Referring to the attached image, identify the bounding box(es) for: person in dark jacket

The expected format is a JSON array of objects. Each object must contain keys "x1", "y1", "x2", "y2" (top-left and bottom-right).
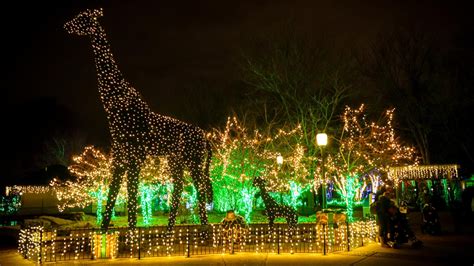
[{"x1": 374, "y1": 186, "x2": 392, "y2": 247}]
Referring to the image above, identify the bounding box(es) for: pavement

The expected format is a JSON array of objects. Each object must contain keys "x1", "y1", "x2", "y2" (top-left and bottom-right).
[{"x1": 1, "y1": 231, "x2": 473, "y2": 266}]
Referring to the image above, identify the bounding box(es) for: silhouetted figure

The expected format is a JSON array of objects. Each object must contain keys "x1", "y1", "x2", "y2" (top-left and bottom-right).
[
  {"x1": 421, "y1": 202, "x2": 441, "y2": 235},
  {"x1": 374, "y1": 186, "x2": 391, "y2": 247},
  {"x1": 387, "y1": 200, "x2": 423, "y2": 248}
]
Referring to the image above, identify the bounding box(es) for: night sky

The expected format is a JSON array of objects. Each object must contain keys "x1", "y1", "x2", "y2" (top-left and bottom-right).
[{"x1": 2, "y1": 1, "x2": 473, "y2": 183}]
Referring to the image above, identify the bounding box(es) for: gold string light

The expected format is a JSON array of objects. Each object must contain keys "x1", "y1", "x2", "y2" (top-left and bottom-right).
[{"x1": 18, "y1": 221, "x2": 378, "y2": 261}]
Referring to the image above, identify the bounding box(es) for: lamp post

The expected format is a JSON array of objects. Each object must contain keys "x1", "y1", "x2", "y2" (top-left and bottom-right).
[
  {"x1": 317, "y1": 133, "x2": 328, "y2": 210},
  {"x1": 276, "y1": 154, "x2": 284, "y2": 204}
]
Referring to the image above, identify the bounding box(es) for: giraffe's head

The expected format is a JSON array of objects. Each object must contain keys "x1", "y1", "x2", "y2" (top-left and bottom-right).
[
  {"x1": 64, "y1": 8, "x2": 104, "y2": 36},
  {"x1": 252, "y1": 176, "x2": 265, "y2": 187}
]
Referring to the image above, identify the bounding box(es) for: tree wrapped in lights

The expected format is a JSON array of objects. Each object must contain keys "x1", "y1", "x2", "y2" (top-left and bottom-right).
[
  {"x1": 208, "y1": 117, "x2": 309, "y2": 222},
  {"x1": 51, "y1": 146, "x2": 173, "y2": 225},
  {"x1": 64, "y1": 9, "x2": 213, "y2": 231},
  {"x1": 50, "y1": 146, "x2": 119, "y2": 216},
  {"x1": 323, "y1": 105, "x2": 419, "y2": 221}
]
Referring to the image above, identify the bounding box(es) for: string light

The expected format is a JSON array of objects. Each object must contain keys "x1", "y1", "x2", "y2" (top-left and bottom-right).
[
  {"x1": 5, "y1": 185, "x2": 51, "y2": 196},
  {"x1": 64, "y1": 8, "x2": 213, "y2": 231},
  {"x1": 19, "y1": 221, "x2": 379, "y2": 262},
  {"x1": 388, "y1": 164, "x2": 459, "y2": 183}
]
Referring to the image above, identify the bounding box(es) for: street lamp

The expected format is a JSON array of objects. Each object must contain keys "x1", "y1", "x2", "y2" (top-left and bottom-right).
[{"x1": 317, "y1": 133, "x2": 328, "y2": 210}]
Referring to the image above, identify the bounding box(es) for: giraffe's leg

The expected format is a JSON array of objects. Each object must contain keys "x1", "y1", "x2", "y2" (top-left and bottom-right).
[
  {"x1": 268, "y1": 215, "x2": 275, "y2": 228},
  {"x1": 203, "y1": 139, "x2": 213, "y2": 204},
  {"x1": 167, "y1": 160, "x2": 184, "y2": 232},
  {"x1": 190, "y1": 160, "x2": 209, "y2": 226},
  {"x1": 287, "y1": 211, "x2": 297, "y2": 235},
  {"x1": 101, "y1": 163, "x2": 125, "y2": 231},
  {"x1": 126, "y1": 162, "x2": 141, "y2": 229}
]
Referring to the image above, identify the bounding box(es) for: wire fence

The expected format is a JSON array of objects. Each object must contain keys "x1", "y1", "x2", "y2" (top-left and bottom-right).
[{"x1": 18, "y1": 220, "x2": 377, "y2": 263}]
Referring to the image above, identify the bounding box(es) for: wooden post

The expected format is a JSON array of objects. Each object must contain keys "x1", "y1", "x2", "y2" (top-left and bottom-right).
[
  {"x1": 231, "y1": 228, "x2": 235, "y2": 254},
  {"x1": 323, "y1": 224, "x2": 326, "y2": 255},
  {"x1": 138, "y1": 228, "x2": 141, "y2": 260},
  {"x1": 39, "y1": 230, "x2": 43, "y2": 264},
  {"x1": 277, "y1": 225, "x2": 280, "y2": 254},
  {"x1": 346, "y1": 222, "x2": 350, "y2": 252},
  {"x1": 186, "y1": 226, "x2": 190, "y2": 258}
]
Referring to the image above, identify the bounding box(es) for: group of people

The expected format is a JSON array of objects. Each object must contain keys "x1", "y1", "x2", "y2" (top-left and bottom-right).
[{"x1": 372, "y1": 186, "x2": 423, "y2": 248}]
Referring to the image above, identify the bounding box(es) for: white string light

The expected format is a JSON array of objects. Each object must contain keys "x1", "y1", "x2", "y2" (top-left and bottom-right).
[{"x1": 388, "y1": 164, "x2": 459, "y2": 183}]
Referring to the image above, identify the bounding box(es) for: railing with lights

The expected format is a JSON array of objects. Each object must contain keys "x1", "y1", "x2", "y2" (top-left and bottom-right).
[{"x1": 18, "y1": 220, "x2": 377, "y2": 263}]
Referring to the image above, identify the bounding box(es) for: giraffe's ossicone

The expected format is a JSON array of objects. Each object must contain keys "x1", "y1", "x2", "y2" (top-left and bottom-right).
[{"x1": 64, "y1": 8, "x2": 213, "y2": 231}]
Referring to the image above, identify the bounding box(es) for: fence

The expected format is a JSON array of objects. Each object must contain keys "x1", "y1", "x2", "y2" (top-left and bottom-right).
[{"x1": 18, "y1": 220, "x2": 377, "y2": 263}]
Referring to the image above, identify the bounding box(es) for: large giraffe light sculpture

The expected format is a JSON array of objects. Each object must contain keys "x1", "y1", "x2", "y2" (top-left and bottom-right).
[{"x1": 64, "y1": 9, "x2": 213, "y2": 231}]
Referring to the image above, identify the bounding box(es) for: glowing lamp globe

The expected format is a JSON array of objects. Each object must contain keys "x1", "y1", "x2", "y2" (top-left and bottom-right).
[
  {"x1": 316, "y1": 133, "x2": 328, "y2": 146},
  {"x1": 276, "y1": 155, "x2": 284, "y2": 165}
]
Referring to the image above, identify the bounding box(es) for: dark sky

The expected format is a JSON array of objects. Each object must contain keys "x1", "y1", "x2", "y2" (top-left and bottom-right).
[{"x1": 2, "y1": 1, "x2": 473, "y2": 180}]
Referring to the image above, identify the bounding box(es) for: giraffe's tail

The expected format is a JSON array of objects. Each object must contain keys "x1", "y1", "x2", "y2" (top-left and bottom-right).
[{"x1": 204, "y1": 138, "x2": 213, "y2": 204}]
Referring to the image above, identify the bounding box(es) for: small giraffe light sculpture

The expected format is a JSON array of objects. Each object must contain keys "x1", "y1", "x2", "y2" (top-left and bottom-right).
[
  {"x1": 64, "y1": 9, "x2": 213, "y2": 231},
  {"x1": 253, "y1": 176, "x2": 298, "y2": 230}
]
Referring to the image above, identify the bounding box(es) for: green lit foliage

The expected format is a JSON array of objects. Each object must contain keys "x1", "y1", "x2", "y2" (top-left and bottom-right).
[
  {"x1": 343, "y1": 176, "x2": 360, "y2": 222},
  {"x1": 268, "y1": 182, "x2": 311, "y2": 211},
  {"x1": 441, "y1": 179, "x2": 450, "y2": 207},
  {"x1": 0, "y1": 194, "x2": 21, "y2": 215},
  {"x1": 287, "y1": 181, "x2": 311, "y2": 210},
  {"x1": 182, "y1": 183, "x2": 199, "y2": 224},
  {"x1": 155, "y1": 182, "x2": 173, "y2": 212},
  {"x1": 139, "y1": 184, "x2": 157, "y2": 225},
  {"x1": 238, "y1": 186, "x2": 257, "y2": 223},
  {"x1": 89, "y1": 187, "x2": 109, "y2": 224},
  {"x1": 208, "y1": 117, "x2": 309, "y2": 221}
]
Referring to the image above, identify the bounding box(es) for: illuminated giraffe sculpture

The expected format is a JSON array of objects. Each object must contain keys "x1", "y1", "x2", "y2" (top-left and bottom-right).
[
  {"x1": 64, "y1": 9, "x2": 213, "y2": 231},
  {"x1": 253, "y1": 176, "x2": 298, "y2": 230}
]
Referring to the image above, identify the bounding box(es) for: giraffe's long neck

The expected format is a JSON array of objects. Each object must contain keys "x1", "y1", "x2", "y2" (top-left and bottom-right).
[
  {"x1": 90, "y1": 23, "x2": 126, "y2": 109},
  {"x1": 88, "y1": 22, "x2": 151, "y2": 145},
  {"x1": 258, "y1": 184, "x2": 273, "y2": 204},
  {"x1": 259, "y1": 185, "x2": 268, "y2": 197}
]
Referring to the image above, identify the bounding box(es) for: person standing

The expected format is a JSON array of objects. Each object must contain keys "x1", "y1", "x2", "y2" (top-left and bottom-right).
[{"x1": 374, "y1": 186, "x2": 392, "y2": 247}]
